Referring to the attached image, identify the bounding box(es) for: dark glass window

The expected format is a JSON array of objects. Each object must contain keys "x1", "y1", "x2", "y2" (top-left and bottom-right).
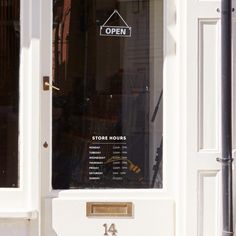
[
  {"x1": 0, "y1": 0, "x2": 20, "y2": 187},
  {"x1": 52, "y1": 0, "x2": 163, "y2": 189}
]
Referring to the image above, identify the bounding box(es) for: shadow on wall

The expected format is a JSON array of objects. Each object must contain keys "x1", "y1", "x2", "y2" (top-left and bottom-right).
[{"x1": 0, "y1": 220, "x2": 31, "y2": 236}]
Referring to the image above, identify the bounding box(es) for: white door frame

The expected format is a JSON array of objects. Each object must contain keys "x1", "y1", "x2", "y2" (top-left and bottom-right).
[
  {"x1": 0, "y1": 0, "x2": 224, "y2": 235},
  {"x1": 39, "y1": 0, "x2": 180, "y2": 236}
]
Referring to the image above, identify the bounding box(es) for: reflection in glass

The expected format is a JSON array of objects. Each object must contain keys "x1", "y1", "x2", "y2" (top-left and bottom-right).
[
  {"x1": 0, "y1": 0, "x2": 20, "y2": 187},
  {"x1": 52, "y1": 0, "x2": 163, "y2": 189}
]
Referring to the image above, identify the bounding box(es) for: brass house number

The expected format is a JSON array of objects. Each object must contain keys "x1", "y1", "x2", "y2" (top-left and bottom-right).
[{"x1": 103, "y1": 223, "x2": 118, "y2": 236}]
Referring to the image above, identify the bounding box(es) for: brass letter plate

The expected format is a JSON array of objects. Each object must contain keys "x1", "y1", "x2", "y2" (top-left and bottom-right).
[{"x1": 86, "y1": 202, "x2": 133, "y2": 218}]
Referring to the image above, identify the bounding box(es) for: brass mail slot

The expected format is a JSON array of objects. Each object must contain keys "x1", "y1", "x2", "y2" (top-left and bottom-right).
[{"x1": 86, "y1": 202, "x2": 133, "y2": 218}]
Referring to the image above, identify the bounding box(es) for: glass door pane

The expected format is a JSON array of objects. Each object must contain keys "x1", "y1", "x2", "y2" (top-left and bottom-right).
[
  {"x1": 52, "y1": 0, "x2": 163, "y2": 189},
  {"x1": 0, "y1": 0, "x2": 20, "y2": 187}
]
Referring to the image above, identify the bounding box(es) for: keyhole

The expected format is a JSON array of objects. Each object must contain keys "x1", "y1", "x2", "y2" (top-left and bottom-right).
[{"x1": 43, "y1": 142, "x2": 48, "y2": 148}]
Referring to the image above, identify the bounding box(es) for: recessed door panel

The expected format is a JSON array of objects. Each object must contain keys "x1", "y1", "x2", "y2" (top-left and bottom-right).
[{"x1": 51, "y1": 198, "x2": 174, "y2": 236}]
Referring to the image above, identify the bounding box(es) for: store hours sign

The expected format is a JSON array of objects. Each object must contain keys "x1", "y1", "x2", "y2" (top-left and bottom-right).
[{"x1": 100, "y1": 10, "x2": 132, "y2": 37}]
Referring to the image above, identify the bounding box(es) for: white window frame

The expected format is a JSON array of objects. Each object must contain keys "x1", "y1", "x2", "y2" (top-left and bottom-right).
[{"x1": 0, "y1": 0, "x2": 40, "y2": 217}]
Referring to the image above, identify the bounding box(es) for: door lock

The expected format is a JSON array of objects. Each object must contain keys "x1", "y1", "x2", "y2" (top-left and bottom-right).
[
  {"x1": 43, "y1": 76, "x2": 60, "y2": 91},
  {"x1": 43, "y1": 142, "x2": 48, "y2": 148}
]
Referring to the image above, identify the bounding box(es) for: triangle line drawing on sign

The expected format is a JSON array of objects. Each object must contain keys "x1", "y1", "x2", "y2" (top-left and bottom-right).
[
  {"x1": 100, "y1": 10, "x2": 132, "y2": 37},
  {"x1": 102, "y1": 10, "x2": 130, "y2": 28}
]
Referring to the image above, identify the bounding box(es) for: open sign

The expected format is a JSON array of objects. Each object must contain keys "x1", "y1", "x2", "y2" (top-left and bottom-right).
[
  {"x1": 100, "y1": 26, "x2": 131, "y2": 37},
  {"x1": 100, "y1": 10, "x2": 132, "y2": 38}
]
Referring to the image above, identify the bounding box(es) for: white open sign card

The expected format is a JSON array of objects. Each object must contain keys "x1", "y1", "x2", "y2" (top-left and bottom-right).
[{"x1": 100, "y1": 10, "x2": 132, "y2": 37}]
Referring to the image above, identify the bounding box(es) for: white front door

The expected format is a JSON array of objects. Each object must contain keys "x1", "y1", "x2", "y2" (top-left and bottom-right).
[
  {"x1": 40, "y1": 0, "x2": 177, "y2": 236},
  {"x1": 184, "y1": 0, "x2": 223, "y2": 235},
  {"x1": 0, "y1": 0, "x2": 230, "y2": 235}
]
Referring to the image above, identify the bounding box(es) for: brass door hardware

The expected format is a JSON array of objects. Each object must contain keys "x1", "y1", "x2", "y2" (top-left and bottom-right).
[
  {"x1": 43, "y1": 142, "x2": 48, "y2": 148},
  {"x1": 43, "y1": 76, "x2": 60, "y2": 91},
  {"x1": 86, "y1": 202, "x2": 133, "y2": 218}
]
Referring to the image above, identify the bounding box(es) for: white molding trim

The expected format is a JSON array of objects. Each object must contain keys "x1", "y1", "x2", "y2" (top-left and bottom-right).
[{"x1": 0, "y1": 211, "x2": 38, "y2": 220}]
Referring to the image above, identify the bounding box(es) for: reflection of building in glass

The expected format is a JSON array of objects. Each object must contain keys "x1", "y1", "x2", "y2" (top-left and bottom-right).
[
  {"x1": 53, "y1": 0, "x2": 71, "y2": 84},
  {"x1": 52, "y1": 0, "x2": 163, "y2": 189},
  {"x1": 0, "y1": 0, "x2": 20, "y2": 187}
]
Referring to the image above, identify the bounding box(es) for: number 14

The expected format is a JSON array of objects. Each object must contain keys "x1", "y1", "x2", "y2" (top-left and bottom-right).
[{"x1": 103, "y1": 223, "x2": 118, "y2": 236}]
